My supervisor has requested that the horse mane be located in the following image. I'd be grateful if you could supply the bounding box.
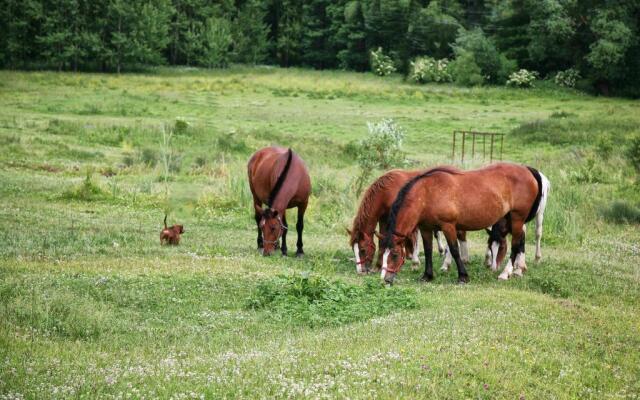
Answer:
[349,172,399,245]
[267,148,293,208]
[382,167,460,249]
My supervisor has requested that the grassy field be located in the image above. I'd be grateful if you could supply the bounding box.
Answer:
[1,66,639,399]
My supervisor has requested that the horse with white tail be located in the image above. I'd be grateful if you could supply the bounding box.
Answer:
[380,163,549,284]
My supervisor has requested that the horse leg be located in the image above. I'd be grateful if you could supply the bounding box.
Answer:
[295,203,307,257]
[457,230,469,263]
[419,227,434,281]
[281,212,288,256]
[374,218,388,272]
[440,245,452,272]
[442,224,469,283]
[434,229,445,256]
[499,220,525,280]
[513,224,527,277]
[253,196,263,254]
[535,209,544,261]
[410,230,421,270]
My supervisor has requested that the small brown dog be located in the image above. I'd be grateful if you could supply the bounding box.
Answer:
[160,215,184,245]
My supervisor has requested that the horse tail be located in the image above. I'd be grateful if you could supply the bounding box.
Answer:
[164,214,168,229]
[267,148,293,207]
[525,167,543,223]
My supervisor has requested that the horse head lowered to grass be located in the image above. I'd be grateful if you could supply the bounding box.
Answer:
[247,146,311,257]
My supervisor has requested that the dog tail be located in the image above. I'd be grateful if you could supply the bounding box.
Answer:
[164,214,167,229]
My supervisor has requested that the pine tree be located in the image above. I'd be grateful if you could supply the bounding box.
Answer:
[301,0,335,68]
[232,0,269,65]
[329,0,368,71]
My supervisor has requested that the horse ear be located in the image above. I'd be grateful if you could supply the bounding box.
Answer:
[346,228,352,236]
[485,228,491,235]
[374,231,383,240]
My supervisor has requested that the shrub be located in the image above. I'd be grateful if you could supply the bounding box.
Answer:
[355,119,407,192]
[554,68,581,88]
[507,69,539,88]
[370,47,396,77]
[449,50,484,86]
[409,57,452,84]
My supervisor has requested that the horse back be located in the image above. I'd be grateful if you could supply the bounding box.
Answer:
[247,146,310,208]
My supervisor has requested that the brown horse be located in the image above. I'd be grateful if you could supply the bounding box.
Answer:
[348,169,467,274]
[248,147,311,256]
[380,163,544,284]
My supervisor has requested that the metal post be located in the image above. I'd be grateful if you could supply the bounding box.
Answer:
[490,134,494,162]
[472,132,476,159]
[482,133,486,161]
[452,131,456,162]
[461,132,466,163]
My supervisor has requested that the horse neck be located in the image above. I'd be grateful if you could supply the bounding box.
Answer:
[353,197,385,236]
[391,192,421,238]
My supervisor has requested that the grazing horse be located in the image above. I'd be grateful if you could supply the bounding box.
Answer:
[380,163,544,284]
[248,147,311,257]
[348,169,468,274]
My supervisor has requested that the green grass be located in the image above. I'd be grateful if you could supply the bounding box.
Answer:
[0,67,639,399]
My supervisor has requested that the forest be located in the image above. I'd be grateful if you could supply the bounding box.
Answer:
[2,0,639,96]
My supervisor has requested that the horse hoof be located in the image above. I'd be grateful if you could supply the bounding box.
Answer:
[258,248,264,255]
[420,275,433,282]
[440,266,448,273]
[513,269,524,277]
[497,273,509,281]
[295,252,304,258]
[457,279,468,285]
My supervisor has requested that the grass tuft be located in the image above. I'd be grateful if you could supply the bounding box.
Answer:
[246,272,418,327]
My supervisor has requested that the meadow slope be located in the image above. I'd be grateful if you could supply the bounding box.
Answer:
[0,67,639,399]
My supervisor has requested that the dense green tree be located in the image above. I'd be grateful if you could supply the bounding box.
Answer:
[0,0,639,95]
[330,0,369,70]
[301,0,335,68]
[452,28,516,84]
[407,1,462,60]
[232,0,269,64]
[200,16,233,68]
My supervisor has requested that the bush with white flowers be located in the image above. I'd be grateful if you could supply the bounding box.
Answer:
[506,69,539,88]
[554,68,581,88]
[370,47,396,77]
[409,57,452,84]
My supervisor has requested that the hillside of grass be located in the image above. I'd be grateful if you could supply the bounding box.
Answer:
[0,67,639,399]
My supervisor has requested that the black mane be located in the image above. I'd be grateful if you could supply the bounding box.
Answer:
[382,167,458,249]
[267,148,293,208]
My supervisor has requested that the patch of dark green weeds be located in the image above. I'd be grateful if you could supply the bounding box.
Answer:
[601,200,640,224]
[526,275,570,298]
[246,272,418,327]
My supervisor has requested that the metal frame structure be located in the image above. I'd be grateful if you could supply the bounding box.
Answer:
[452,130,504,163]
